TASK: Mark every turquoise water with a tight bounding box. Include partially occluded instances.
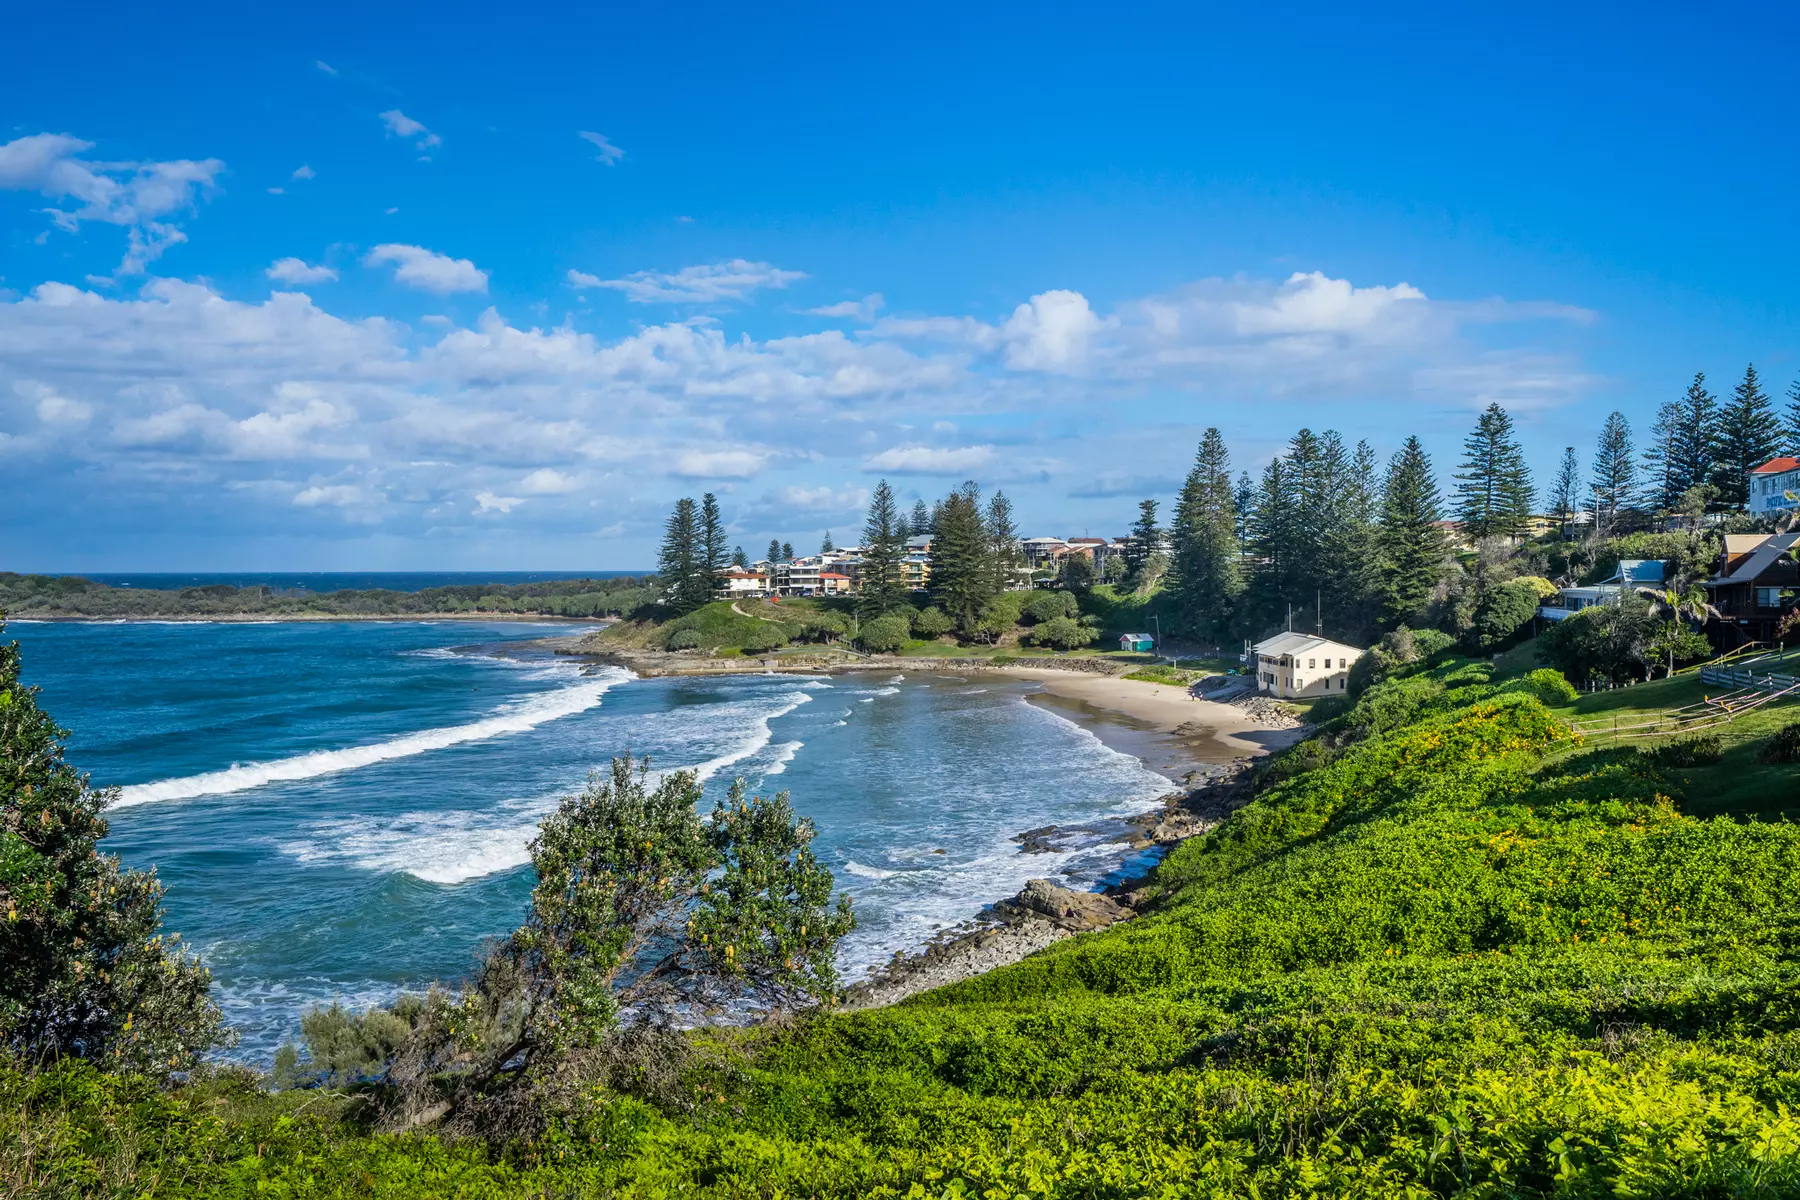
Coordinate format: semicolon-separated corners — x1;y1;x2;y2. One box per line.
9;621;1170;1059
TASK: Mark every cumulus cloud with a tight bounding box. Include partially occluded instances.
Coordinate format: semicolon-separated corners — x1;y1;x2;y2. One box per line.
520;467;582;494
806;293;883;321
364;244;487;293
770;483;869;512
578;131;624;165
1000;289;1105;371
0;133;223;274
266;257;338;285
864;444;995;474
674;449;768;479
565;269;604;288
474;490;523;513
596;259;808;304
292;164;316;180
379;109;440;150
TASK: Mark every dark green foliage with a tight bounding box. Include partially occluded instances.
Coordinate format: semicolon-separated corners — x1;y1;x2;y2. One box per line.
658;497;704;614
0;573;658;620
856;614;910;653
857;480;907;619
1122;498;1159;589
984;491;1022;598
1377;436;1450;627
1644;733;1724;768
0;620;229;1076
1712;363;1782;508
795;611;850;644
910;606;953;638
738;622;790;653
1539;597;1657;684
1468;577;1542;652
1549;444;1583;535
1027;615;1098;649
1642;402;1681;512
1758;723;1800;764
1021;590;1077;624
1166;427;1241;640
1454;402;1535;540
1672;372;1721;503
665;628;702;650
927;484;994;634
1589;410;1636;535
658;601;795;652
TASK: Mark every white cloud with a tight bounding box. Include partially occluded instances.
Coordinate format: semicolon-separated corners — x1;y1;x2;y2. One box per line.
15;381;90;424
597;259;808;304
379;110;440;150
294;484;363;507
566;269;604;288
520;467;582;494
864;445;995;474
292;164;316;181
266;257;338;285
806;293;883;321
674;449;768;479
364;244;487;294
315;60;338;75
1000;289;1104;371
1230;271;1426;336
771;484;869;512
266;187;285;195
577;131;624;165
0;132;223;274
474;490;523;513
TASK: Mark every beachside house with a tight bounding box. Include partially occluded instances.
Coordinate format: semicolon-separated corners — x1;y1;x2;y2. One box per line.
1251;632;1364;698
1748;457;1800;515
817;571;853;595
1704;532;1800;644
718;566;771;598
1119;632;1154;652
1537;559;1665;622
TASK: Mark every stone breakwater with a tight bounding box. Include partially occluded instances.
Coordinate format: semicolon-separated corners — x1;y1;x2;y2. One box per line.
844;758;1257;1009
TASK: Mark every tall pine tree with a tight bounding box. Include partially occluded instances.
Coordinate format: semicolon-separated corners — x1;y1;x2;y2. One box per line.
1453;402;1534;541
1589;412;1636;537
1640;401;1682;512
1318;437;1384;642
1245;458;1295;633
696;493;728;606
857;480;906;618
910;499;932;539
1787;377;1800;457
1123;499;1160;590
766;538;782;564
1378;437;1449;628
1232;472;1254;544
1548;446;1582;539
659;498;702;613
1712;363;1782;509
1168;428;1241;641
927;484;994;633
1672;373;1719;503
986;491;1021;597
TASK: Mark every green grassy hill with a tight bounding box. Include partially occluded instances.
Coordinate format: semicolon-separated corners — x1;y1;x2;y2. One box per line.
15;659;1800;1196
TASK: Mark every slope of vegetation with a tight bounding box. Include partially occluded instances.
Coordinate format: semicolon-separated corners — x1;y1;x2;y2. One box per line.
15;646;1800;1196
0;572;657;619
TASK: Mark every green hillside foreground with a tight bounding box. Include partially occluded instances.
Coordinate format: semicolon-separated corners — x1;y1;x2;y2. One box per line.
13;664;1800;1196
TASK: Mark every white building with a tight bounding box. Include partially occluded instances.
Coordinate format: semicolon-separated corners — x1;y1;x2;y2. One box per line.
718;566;771;598
1251;632;1364;698
1748;457;1800;515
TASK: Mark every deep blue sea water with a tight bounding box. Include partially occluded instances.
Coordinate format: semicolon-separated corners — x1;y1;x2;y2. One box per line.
8;620;1171;1060
79;571;647;592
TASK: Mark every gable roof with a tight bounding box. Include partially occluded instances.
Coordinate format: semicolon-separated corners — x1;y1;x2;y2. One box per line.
1752;457;1800;474
1252;631;1364;659
1707;531;1800;586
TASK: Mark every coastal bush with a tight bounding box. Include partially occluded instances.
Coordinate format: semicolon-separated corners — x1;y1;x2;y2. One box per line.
1028;615;1098;650
665;628;702;650
739;622;791;653
796;611;850;643
1022;590;1077;624
1467;577;1543;652
910;606;954;638
1759;722;1800;764
856;615;910;654
1644;732;1725;767
0;619;230;1077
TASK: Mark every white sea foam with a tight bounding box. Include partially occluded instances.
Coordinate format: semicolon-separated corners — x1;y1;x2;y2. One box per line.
858;686;900;697
843;860;901;879
761;740;803;777
690;691;814;781
295;804;551;885
115;666;633;806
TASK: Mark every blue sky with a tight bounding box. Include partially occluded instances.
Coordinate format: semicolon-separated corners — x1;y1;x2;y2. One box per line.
3;1;1796;570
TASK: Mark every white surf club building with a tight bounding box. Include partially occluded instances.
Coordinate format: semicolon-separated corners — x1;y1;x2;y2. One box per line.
1252;632;1364;698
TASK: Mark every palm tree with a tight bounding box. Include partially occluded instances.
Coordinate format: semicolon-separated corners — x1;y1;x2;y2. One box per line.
1635;585;1721;677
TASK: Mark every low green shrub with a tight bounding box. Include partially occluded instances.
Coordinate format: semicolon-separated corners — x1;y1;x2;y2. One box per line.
1022;590;1077;624
1028;615;1098;649
665;628;702;650
911;606;954;637
1644;733;1725;768
857;614;910;653
740;622;791;653
1759;723;1800;764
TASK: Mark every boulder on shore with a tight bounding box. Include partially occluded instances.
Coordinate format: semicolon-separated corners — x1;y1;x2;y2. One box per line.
1002;878;1131;932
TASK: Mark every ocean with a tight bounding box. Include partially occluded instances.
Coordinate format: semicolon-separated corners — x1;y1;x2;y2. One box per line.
78;571;647;592
7;620;1172;1060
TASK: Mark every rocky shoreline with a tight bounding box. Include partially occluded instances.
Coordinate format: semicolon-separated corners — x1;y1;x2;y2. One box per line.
843;757;1259;1008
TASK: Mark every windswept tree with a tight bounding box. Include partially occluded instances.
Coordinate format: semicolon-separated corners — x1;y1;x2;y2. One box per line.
1548;446;1583;539
1378;436;1450;627
1453;402;1534;540
1589;412;1636;537
1712;363;1782;509
1123;499;1160;590
856;480;907;619
1168;428;1241;640
1;621;231;1076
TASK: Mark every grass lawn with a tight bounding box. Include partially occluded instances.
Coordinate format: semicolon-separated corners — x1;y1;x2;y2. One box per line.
1538;672;1800;819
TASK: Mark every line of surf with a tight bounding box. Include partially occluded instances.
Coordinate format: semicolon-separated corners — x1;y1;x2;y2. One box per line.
113;666;634;807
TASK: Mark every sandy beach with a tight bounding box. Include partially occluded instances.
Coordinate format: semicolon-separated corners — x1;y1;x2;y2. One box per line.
996;667;1307;780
